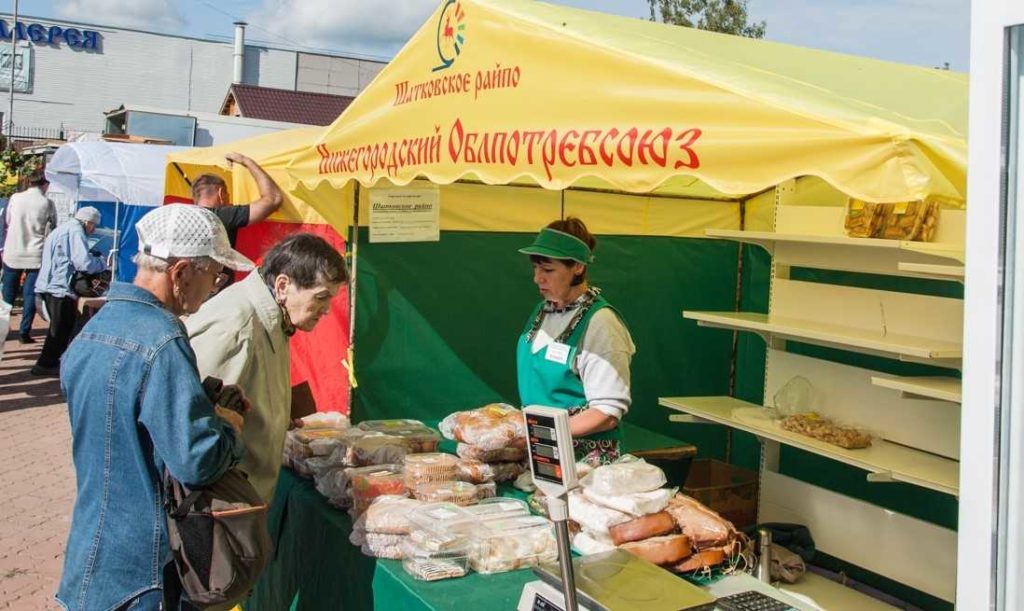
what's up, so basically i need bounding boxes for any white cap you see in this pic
[135,204,254,272]
[74,206,101,224]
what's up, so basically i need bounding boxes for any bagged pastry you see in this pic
[439,404,527,451]
[567,489,631,535]
[455,459,526,484]
[582,486,676,517]
[779,413,872,449]
[456,443,528,463]
[413,481,479,506]
[665,494,737,549]
[363,495,424,535]
[404,453,458,488]
[580,456,667,496]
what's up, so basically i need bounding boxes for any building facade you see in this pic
[0,13,386,139]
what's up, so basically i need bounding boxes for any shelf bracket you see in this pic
[668,414,714,425]
[865,471,897,484]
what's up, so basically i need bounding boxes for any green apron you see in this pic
[516,293,623,465]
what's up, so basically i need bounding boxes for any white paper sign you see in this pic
[0,43,31,93]
[368,185,440,243]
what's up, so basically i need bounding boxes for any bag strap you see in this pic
[162,467,205,521]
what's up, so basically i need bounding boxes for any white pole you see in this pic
[111,200,120,281]
[6,0,16,146]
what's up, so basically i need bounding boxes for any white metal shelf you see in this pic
[684,310,962,366]
[897,261,965,281]
[871,375,962,403]
[706,228,964,264]
[779,573,899,610]
[660,396,959,496]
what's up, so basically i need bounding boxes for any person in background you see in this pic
[192,152,283,292]
[516,217,636,466]
[31,206,107,376]
[56,204,253,610]
[2,170,57,343]
[187,233,348,502]
[0,197,8,265]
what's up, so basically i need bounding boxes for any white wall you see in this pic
[297,52,385,97]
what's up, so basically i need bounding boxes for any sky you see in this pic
[7,0,970,70]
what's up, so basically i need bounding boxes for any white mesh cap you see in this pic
[136,204,255,272]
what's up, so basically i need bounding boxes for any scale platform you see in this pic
[524,549,716,611]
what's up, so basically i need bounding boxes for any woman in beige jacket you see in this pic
[186,233,348,502]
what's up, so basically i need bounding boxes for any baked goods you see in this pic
[665,494,736,549]
[475,481,497,499]
[464,498,530,521]
[456,443,528,463]
[609,511,677,545]
[779,414,872,449]
[567,489,631,534]
[403,453,458,488]
[580,458,667,496]
[845,199,939,242]
[582,486,675,517]
[573,530,617,555]
[439,404,527,451]
[403,557,467,581]
[363,496,424,535]
[413,481,479,506]
[670,547,727,573]
[469,516,558,574]
[619,534,692,565]
[455,459,526,484]
[313,466,355,508]
[349,465,407,516]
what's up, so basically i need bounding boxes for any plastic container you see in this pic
[469,515,558,574]
[404,453,458,488]
[464,497,530,521]
[401,539,469,581]
[682,459,758,529]
[413,481,478,506]
[348,464,407,516]
[356,420,441,454]
[407,503,476,551]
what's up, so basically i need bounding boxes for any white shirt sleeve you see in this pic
[574,308,635,421]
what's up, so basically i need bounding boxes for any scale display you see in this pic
[526,412,567,485]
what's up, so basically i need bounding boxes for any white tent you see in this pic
[46,142,186,281]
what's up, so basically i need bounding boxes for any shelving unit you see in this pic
[661,195,963,606]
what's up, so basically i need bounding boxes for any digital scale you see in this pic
[517,406,718,611]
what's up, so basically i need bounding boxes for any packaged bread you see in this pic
[475,481,497,500]
[413,481,479,506]
[354,420,441,455]
[407,503,476,552]
[469,516,558,574]
[351,434,410,467]
[878,200,938,241]
[580,457,667,496]
[439,404,527,451]
[609,511,677,545]
[455,459,526,484]
[456,443,528,463]
[573,530,617,555]
[401,538,469,581]
[844,200,888,238]
[582,486,675,517]
[363,495,424,535]
[670,547,728,573]
[620,534,692,566]
[779,413,872,449]
[361,534,407,560]
[313,465,355,508]
[349,465,407,516]
[665,494,737,549]
[404,453,458,488]
[464,498,530,521]
[567,489,631,535]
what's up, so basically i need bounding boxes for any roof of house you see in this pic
[221,84,354,126]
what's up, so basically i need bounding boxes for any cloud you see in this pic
[55,0,184,29]
[246,0,438,57]
[748,0,970,70]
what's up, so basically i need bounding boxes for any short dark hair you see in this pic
[192,173,227,202]
[26,169,48,187]
[529,216,595,286]
[260,233,348,289]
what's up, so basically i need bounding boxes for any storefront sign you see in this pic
[0,20,100,51]
[368,185,440,243]
[0,43,32,93]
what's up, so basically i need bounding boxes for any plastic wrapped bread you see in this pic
[580,456,667,496]
[608,511,677,545]
[779,414,872,449]
[665,494,737,549]
[581,486,676,517]
[404,453,458,488]
[413,481,479,506]
[573,530,618,555]
[313,465,355,508]
[469,516,558,574]
[439,404,527,451]
[567,489,631,535]
[620,534,692,566]
[455,459,526,484]
[363,495,424,535]
[456,443,528,463]
[361,533,407,560]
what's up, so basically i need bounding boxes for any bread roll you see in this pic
[619,534,692,565]
[670,546,727,573]
[609,511,676,545]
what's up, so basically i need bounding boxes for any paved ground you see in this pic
[0,315,71,610]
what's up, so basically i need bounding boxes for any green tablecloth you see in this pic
[248,423,696,611]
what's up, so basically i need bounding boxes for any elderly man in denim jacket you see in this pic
[56,205,255,611]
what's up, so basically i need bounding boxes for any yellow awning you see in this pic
[284,0,967,206]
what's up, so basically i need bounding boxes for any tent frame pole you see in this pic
[346,183,360,416]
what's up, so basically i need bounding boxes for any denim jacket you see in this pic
[36,220,106,298]
[56,282,244,611]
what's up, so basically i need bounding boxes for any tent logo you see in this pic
[433,0,466,72]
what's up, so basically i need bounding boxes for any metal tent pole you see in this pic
[6,0,16,147]
[345,183,360,415]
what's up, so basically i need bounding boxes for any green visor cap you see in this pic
[518,228,594,265]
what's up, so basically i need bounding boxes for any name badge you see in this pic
[545,342,571,365]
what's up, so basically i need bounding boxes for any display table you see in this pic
[248,423,696,611]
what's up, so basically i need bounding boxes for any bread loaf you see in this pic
[609,511,676,545]
[619,534,692,565]
[665,494,736,548]
[670,547,728,573]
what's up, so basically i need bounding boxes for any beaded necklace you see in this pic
[526,287,601,344]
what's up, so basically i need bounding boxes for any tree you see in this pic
[0,148,40,198]
[649,0,766,39]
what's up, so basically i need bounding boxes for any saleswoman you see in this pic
[517,217,636,466]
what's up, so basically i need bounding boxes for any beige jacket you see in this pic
[3,187,56,269]
[186,271,291,503]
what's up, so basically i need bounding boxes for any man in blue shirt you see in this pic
[57,204,254,611]
[32,206,107,376]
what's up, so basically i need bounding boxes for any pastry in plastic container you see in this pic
[407,503,476,552]
[456,443,528,463]
[362,495,424,535]
[349,465,407,516]
[360,533,407,560]
[469,516,558,574]
[401,539,469,581]
[404,453,459,488]
[413,480,479,506]
[475,481,497,500]
[464,497,530,521]
[439,404,527,451]
[355,420,441,454]
[455,459,525,484]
